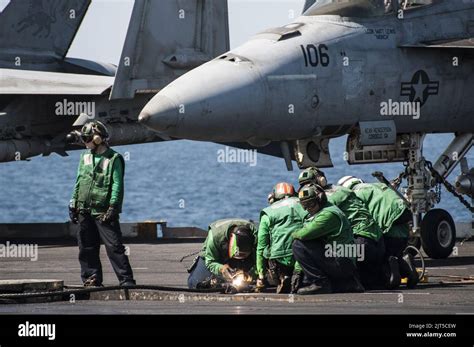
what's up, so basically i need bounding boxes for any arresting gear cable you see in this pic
[404,245,426,281]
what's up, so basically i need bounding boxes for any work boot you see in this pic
[83,274,103,288]
[120,280,136,288]
[401,253,419,289]
[384,256,401,290]
[296,280,332,295]
[276,275,291,294]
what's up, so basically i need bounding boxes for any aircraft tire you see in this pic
[421,209,456,259]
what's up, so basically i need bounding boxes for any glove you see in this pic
[69,203,79,224]
[220,264,235,282]
[100,206,119,223]
[291,271,304,294]
[256,277,266,292]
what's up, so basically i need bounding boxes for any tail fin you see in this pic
[303,0,316,13]
[111,0,230,100]
[0,0,91,66]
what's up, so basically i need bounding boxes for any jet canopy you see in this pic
[304,0,433,18]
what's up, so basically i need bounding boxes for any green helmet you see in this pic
[228,225,254,260]
[80,121,109,143]
[298,167,327,187]
[298,184,327,209]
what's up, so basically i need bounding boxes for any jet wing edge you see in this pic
[399,38,474,49]
[0,69,114,95]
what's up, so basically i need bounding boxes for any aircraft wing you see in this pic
[110,0,230,100]
[399,38,474,49]
[398,1,474,50]
[0,69,113,95]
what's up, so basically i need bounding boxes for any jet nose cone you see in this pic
[139,57,268,141]
[138,95,178,132]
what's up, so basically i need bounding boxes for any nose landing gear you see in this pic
[377,133,473,259]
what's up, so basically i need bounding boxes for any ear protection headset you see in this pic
[92,134,103,145]
[314,169,328,188]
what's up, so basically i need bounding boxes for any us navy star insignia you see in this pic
[400,70,439,107]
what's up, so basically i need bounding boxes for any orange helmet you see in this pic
[272,182,296,201]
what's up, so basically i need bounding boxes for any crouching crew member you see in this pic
[69,121,135,287]
[256,183,308,293]
[291,184,364,295]
[299,168,386,289]
[339,176,419,289]
[188,219,257,289]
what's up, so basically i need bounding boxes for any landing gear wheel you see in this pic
[421,209,456,259]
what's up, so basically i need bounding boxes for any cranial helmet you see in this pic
[272,182,296,201]
[298,184,327,210]
[337,176,364,190]
[80,121,110,144]
[298,167,328,188]
[228,225,254,260]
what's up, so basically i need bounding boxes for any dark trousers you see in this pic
[384,236,410,277]
[292,239,359,291]
[355,236,385,289]
[77,213,134,285]
[187,256,213,289]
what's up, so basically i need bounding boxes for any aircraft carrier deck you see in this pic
[0,233,473,315]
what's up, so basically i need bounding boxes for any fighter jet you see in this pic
[0,0,229,162]
[139,0,474,259]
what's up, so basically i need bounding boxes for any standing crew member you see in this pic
[256,183,308,293]
[291,184,364,295]
[188,219,257,289]
[338,176,418,288]
[299,168,388,289]
[69,121,135,287]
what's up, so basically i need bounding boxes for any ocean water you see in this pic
[0,135,472,229]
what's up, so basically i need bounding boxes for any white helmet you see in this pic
[337,176,364,190]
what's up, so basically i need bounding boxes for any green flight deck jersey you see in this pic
[325,185,382,241]
[292,202,355,272]
[352,183,409,238]
[71,148,125,216]
[292,202,354,244]
[201,219,257,276]
[257,197,309,277]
